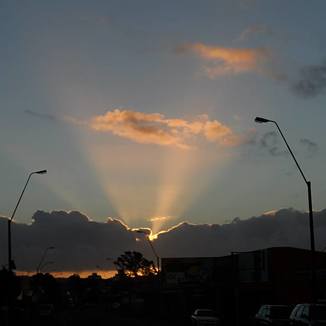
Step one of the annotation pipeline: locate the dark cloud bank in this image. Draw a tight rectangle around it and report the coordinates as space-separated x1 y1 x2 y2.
1 209 326 273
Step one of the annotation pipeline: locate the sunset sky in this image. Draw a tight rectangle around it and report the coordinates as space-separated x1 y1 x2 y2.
1 0 326 237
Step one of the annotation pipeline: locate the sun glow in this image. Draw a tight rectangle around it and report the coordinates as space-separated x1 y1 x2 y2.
72 123 232 234
150 146 230 234
148 232 159 241
29 60 234 231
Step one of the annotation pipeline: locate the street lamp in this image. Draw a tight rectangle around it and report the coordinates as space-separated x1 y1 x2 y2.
136 230 160 272
8 170 47 271
39 261 54 273
255 116 316 301
36 246 55 273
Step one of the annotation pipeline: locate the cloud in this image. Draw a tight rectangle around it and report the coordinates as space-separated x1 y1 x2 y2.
176 43 326 98
237 24 272 42
1 208 326 272
259 131 287 157
24 110 85 128
256 133 319 158
292 61 326 98
176 42 270 77
149 216 170 222
256 131 319 158
300 138 318 157
0 211 138 272
88 109 243 149
154 208 326 257
24 110 58 122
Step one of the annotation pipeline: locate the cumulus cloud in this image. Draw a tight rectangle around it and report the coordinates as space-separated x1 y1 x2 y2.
176 42 270 77
0 211 139 272
89 109 243 149
292 61 326 98
1 208 326 273
154 208 326 257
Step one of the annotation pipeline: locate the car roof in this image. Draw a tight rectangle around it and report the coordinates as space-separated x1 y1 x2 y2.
260 305 289 308
295 303 326 307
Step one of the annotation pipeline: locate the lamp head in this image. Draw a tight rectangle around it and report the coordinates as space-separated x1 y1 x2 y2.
136 229 151 234
135 229 151 238
254 117 271 124
35 169 47 175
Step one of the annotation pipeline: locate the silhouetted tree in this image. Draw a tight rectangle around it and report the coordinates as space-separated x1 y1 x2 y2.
67 274 82 292
31 273 60 305
114 251 156 277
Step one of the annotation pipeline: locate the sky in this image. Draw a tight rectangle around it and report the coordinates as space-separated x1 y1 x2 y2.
1 0 326 241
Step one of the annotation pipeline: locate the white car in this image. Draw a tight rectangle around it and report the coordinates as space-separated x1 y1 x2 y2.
191 309 220 326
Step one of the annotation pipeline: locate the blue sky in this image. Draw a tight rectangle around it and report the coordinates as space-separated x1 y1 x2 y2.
1 0 326 234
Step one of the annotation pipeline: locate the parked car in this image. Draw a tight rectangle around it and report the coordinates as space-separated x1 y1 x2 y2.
254 305 292 326
191 309 220 326
289 303 326 326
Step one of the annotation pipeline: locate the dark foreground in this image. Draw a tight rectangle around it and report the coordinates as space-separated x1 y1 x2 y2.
3 304 190 326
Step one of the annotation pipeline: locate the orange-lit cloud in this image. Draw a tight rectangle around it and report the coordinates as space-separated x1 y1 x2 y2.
177 42 270 77
89 109 240 149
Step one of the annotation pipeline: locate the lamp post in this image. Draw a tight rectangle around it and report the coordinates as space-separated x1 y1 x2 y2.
136 230 160 272
36 246 55 273
39 261 54 273
8 170 47 272
255 116 316 301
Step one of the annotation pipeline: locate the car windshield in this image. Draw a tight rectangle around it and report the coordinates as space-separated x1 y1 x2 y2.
270 306 291 318
311 306 326 320
196 310 217 317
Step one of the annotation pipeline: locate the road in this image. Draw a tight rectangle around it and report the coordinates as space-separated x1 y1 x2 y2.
30 306 190 326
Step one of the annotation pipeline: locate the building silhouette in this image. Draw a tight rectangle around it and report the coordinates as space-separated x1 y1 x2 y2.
160 247 326 325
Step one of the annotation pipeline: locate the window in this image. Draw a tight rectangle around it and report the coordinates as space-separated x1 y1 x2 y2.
257 306 266 317
301 306 309 319
295 306 304 318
